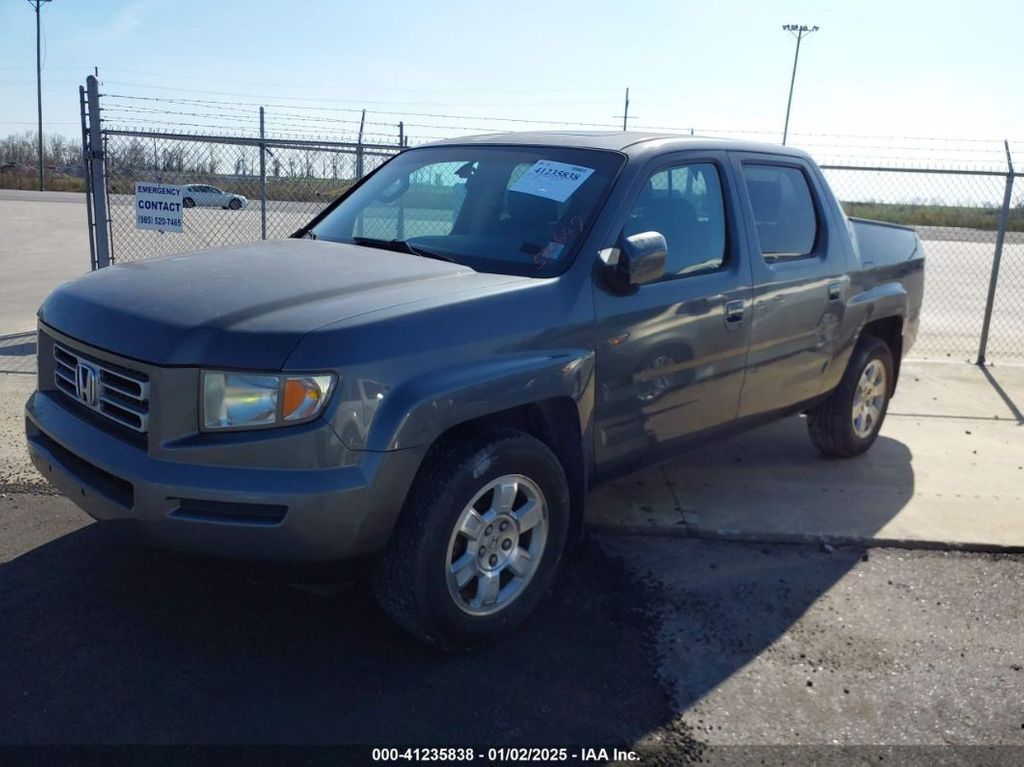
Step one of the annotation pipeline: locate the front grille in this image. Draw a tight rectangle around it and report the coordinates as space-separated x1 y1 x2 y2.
53 342 150 433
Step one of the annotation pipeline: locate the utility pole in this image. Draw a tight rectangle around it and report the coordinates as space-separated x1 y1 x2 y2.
613 87 636 132
781 23 818 145
30 0 54 191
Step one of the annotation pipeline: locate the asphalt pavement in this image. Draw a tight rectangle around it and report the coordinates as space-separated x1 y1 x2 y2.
1 501 1021 752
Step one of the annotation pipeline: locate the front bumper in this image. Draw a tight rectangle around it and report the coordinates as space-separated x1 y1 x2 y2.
25 389 421 564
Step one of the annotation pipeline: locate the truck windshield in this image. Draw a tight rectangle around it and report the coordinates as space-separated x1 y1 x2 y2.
307 145 624 277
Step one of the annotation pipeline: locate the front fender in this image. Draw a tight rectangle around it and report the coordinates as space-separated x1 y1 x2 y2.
366 349 595 452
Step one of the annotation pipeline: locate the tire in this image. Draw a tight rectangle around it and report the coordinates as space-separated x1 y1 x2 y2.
228 198 241 210
807 334 894 458
373 428 570 650
182 197 195 208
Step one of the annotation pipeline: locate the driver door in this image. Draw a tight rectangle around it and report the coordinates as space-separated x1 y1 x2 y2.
592 153 753 471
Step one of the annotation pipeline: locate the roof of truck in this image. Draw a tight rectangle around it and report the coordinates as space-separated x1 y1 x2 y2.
425 130 810 159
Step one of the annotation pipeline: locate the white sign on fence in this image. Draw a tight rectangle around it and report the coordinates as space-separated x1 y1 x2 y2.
135 182 183 232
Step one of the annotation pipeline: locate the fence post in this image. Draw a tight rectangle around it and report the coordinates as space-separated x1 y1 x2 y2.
259 106 267 241
356 108 366 179
79 84 97 271
86 75 111 269
977 140 1014 365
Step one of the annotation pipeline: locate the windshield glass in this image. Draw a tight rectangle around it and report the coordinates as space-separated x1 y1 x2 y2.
308 145 624 277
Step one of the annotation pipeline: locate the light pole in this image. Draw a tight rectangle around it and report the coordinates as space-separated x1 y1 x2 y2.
28 0 54 191
781 23 818 145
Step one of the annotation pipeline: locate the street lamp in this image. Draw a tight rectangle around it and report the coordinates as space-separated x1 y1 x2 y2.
781 23 818 145
27 0 54 191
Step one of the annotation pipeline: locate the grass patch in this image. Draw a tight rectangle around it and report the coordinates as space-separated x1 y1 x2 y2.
842 201 1024 232
0 175 85 193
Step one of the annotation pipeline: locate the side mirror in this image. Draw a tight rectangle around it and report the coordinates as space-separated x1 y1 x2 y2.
601 231 667 293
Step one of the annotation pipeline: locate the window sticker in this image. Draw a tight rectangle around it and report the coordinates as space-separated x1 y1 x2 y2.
535 242 565 263
508 160 596 203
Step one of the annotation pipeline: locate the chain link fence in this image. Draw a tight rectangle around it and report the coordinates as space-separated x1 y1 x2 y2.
80 78 1023 364
821 166 1022 362
102 131 400 262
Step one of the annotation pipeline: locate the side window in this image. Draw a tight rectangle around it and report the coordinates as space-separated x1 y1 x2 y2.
355 161 468 240
622 162 727 280
741 164 818 261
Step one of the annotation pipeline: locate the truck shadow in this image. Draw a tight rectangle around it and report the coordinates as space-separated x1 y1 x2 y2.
0 331 37 375
0 521 669 745
0 419 913 747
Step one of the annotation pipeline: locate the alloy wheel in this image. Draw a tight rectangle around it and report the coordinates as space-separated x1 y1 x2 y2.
445 474 548 617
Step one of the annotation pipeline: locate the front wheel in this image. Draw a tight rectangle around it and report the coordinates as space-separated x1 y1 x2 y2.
228 198 242 210
807 334 894 457
373 429 570 649
182 197 195 208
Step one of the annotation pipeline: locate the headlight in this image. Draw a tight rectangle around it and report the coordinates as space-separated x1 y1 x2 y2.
202 371 335 430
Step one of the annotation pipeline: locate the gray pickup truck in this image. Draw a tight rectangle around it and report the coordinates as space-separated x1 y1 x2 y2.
26 132 924 648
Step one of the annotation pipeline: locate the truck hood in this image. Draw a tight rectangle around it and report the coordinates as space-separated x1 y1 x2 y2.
40 238 526 368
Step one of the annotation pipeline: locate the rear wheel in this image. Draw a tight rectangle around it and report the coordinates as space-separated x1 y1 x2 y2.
373 429 570 649
807 334 894 457
182 197 195 208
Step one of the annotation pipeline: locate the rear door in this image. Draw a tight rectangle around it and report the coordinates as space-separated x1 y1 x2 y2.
730 153 850 417
592 152 753 470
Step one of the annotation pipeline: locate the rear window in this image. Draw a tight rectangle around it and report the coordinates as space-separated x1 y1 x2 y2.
741 164 818 262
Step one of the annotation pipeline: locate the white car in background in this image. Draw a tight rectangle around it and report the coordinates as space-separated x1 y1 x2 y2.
181 184 247 210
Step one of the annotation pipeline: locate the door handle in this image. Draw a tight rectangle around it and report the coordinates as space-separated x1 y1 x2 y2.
724 299 745 327
828 282 843 301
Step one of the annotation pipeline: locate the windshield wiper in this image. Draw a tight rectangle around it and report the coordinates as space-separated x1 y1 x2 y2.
350 236 456 263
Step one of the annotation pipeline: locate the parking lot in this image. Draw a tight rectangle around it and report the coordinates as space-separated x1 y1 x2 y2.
1 188 1022 757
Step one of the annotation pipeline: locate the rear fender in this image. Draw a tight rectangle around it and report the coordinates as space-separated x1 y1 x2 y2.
848 281 909 330
819 282 908 396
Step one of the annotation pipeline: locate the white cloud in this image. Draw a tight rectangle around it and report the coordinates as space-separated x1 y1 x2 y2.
77 1 148 44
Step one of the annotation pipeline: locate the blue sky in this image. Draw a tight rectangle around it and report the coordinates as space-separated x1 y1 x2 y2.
1 0 1022 160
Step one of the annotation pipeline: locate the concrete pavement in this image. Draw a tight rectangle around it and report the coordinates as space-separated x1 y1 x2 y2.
0 191 90 337
586 361 1024 551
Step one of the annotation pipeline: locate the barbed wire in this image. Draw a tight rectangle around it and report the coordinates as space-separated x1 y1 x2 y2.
93 91 1024 171
100 93 1021 150
101 80 611 108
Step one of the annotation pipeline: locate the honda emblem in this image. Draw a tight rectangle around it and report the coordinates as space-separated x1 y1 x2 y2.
75 361 99 407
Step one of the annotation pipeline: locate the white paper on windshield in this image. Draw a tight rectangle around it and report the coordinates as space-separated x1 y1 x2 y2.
508 160 595 203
